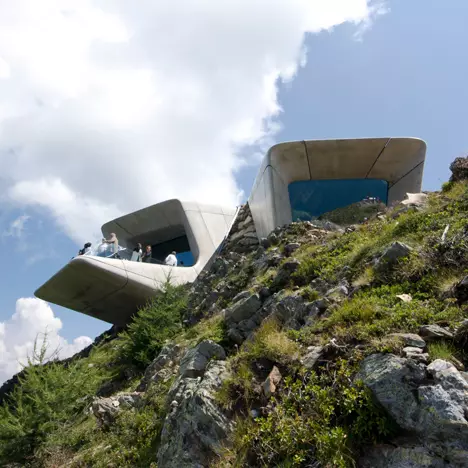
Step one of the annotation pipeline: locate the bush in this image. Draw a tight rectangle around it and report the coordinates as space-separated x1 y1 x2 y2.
120 282 188 368
0 338 113 464
234 360 394 467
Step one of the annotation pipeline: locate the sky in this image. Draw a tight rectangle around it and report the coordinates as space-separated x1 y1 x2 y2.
0 0 467 384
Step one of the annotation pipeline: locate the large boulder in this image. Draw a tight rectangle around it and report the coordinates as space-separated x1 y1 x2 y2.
358 354 468 464
157 359 233 468
178 340 226 379
449 156 468 182
225 294 262 324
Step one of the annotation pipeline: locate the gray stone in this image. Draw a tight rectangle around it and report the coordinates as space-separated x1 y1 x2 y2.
388 333 426 348
92 397 120 428
301 346 324 370
232 290 251 303
358 444 446 468
419 325 454 341
225 294 262 324
284 242 300 256
179 340 226 378
157 361 234 468
138 343 183 391
403 346 424 356
358 354 468 444
262 366 282 398
227 327 244 345
377 241 413 267
406 352 429 364
356 354 426 432
282 258 300 272
326 284 349 299
259 287 271 300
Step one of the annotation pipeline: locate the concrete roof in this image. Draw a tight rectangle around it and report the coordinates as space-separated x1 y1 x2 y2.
249 137 426 239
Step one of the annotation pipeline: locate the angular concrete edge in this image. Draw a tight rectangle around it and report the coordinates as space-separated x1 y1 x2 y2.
248 137 427 239
35 200 236 325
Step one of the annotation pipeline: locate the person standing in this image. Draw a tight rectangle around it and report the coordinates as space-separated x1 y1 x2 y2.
142 245 152 263
164 251 178 266
102 233 119 257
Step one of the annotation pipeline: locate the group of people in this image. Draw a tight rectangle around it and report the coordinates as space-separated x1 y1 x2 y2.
132 243 178 266
77 233 179 266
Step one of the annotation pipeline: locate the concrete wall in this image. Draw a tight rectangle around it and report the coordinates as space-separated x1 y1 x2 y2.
248 138 427 239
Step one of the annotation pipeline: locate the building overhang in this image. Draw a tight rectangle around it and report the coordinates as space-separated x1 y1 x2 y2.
35 200 236 325
248 137 427 239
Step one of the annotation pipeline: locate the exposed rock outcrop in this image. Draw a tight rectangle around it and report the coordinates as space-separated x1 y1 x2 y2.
157 341 233 468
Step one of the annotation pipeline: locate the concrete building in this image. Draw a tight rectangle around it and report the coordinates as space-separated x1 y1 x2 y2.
249 137 426 239
35 200 236 325
35 137 426 326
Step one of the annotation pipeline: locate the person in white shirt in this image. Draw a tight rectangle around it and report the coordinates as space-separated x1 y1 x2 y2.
164 251 178 266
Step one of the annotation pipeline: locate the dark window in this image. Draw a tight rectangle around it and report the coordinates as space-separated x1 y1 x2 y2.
151 235 194 266
288 179 388 221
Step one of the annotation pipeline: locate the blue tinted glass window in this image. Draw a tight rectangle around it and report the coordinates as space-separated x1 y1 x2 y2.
288 179 388 221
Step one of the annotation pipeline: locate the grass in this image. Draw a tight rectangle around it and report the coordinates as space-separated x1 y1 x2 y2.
427 341 457 362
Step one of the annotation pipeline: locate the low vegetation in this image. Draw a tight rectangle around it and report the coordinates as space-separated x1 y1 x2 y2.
1 178 467 467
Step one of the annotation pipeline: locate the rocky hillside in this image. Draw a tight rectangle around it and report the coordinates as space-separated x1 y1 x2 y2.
1 158 468 468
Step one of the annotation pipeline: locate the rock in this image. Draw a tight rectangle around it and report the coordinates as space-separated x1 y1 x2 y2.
388 333 426 348
138 344 183 391
401 193 429 208
271 259 300 291
92 392 142 428
377 242 413 268
227 327 244 345
356 354 426 433
179 340 226 378
419 324 454 341
260 237 270 248
270 294 318 329
396 293 413 303
359 443 446 468
232 290 251 303
326 284 349 299
157 361 234 468
402 346 423 356
406 353 429 364
301 346 324 370
259 287 271 301
262 366 282 398
92 397 120 428
282 258 300 272
358 354 468 455
453 276 468 305
225 294 262 324
449 156 468 182
284 242 300 256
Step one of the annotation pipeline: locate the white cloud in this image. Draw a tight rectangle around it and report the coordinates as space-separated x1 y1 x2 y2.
2 214 30 238
0 0 386 244
0 298 92 384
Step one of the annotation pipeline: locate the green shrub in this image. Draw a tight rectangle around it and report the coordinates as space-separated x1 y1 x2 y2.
0 339 114 464
234 360 394 467
120 282 188 368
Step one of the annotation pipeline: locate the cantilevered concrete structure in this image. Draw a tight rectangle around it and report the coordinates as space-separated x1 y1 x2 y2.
35 137 427 326
249 137 427 239
35 200 236 326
